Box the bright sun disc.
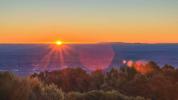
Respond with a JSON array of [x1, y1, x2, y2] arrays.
[[56, 41, 63, 45]]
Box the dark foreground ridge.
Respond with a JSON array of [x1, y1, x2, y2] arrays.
[[0, 61, 178, 100]]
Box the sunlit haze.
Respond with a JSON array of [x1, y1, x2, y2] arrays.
[[0, 0, 178, 44], [56, 40, 63, 45]]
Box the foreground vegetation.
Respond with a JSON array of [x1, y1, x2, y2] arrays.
[[1, 61, 178, 100]]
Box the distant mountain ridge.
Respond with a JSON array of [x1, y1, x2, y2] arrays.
[[98, 42, 178, 45]]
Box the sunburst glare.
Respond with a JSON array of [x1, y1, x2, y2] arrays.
[[37, 41, 72, 71], [56, 40, 63, 45]]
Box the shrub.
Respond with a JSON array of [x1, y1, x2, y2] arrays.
[[66, 90, 148, 100], [0, 72, 64, 100]]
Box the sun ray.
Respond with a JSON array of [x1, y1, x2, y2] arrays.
[[37, 41, 73, 71]]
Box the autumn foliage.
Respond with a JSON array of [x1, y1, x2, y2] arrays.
[[1, 61, 178, 100]]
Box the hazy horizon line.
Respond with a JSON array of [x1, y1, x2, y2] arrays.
[[1, 42, 178, 45]]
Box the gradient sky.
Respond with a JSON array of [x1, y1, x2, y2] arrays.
[[0, 0, 178, 43]]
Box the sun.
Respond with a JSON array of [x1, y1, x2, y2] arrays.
[[56, 40, 63, 45]]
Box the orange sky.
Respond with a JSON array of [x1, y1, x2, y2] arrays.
[[0, 0, 178, 44]]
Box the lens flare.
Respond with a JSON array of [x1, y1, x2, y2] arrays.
[[79, 44, 114, 71]]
